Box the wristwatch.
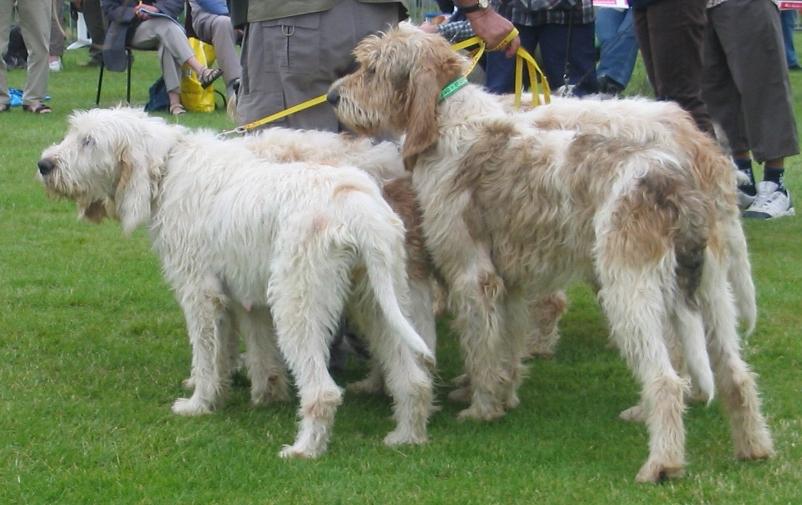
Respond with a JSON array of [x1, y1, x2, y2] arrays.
[[458, 0, 489, 15]]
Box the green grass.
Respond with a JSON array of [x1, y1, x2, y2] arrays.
[[2, 40, 802, 504]]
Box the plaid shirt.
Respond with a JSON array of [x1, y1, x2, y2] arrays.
[[490, 0, 595, 26], [437, 20, 476, 42]]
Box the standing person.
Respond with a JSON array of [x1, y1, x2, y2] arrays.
[[0, 0, 53, 113], [482, 0, 598, 97], [231, 0, 407, 132], [702, 0, 798, 219], [595, 6, 638, 95], [631, 0, 713, 135], [188, 0, 242, 100], [101, 0, 223, 115]]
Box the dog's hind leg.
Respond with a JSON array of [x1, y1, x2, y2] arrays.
[[270, 249, 350, 459], [172, 282, 233, 416], [499, 290, 532, 410], [699, 259, 774, 461], [448, 268, 509, 421], [236, 306, 290, 406], [599, 271, 688, 483]]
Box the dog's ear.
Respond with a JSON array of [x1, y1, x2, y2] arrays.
[[401, 45, 466, 171], [402, 61, 441, 171], [115, 146, 156, 236]]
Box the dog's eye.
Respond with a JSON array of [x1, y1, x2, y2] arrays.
[[81, 136, 95, 148]]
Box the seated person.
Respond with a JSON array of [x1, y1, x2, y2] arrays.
[[101, 0, 223, 115], [189, 0, 242, 99]]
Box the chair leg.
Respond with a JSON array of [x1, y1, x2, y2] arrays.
[[126, 49, 132, 104], [96, 61, 104, 106]]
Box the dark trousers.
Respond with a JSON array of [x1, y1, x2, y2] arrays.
[[633, 0, 713, 135], [485, 22, 598, 96]]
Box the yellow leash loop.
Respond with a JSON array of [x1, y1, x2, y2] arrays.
[[449, 34, 550, 109], [219, 29, 549, 136]]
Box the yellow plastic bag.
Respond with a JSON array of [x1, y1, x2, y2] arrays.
[[180, 38, 217, 112]]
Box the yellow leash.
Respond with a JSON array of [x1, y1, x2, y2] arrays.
[[452, 35, 551, 109], [219, 29, 547, 137]]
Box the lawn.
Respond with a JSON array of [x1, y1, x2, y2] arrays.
[[1, 38, 801, 504]]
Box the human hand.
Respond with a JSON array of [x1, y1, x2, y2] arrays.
[[420, 21, 439, 34], [464, 10, 520, 57], [136, 3, 159, 19]]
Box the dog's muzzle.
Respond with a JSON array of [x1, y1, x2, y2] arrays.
[[37, 158, 56, 176]]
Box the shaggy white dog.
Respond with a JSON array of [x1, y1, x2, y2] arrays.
[[328, 26, 773, 482], [37, 107, 434, 458], [228, 128, 437, 397]]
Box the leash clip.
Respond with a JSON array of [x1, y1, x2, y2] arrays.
[[217, 126, 247, 138]]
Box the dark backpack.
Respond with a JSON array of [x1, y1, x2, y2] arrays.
[[2, 25, 28, 69], [144, 77, 170, 112]]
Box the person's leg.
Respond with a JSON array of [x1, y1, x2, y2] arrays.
[[538, 22, 597, 96], [0, 0, 13, 107], [712, 0, 798, 219], [193, 11, 241, 95], [640, 0, 713, 134], [17, 0, 52, 109], [82, 0, 106, 65], [780, 9, 799, 69], [48, 0, 64, 71], [485, 23, 537, 94], [597, 8, 638, 92], [701, 7, 754, 208]]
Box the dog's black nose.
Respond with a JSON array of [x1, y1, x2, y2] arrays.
[[37, 158, 55, 176], [326, 90, 340, 106]]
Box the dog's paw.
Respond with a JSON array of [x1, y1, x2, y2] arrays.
[[504, 392, 520, 410], [635, 458, 685, 484], [384, 429, 428, 447], [181, 377, 195, 391], [451, 374, 470, 388], [457, 403, 505, 422], [735, 433, 775, 461], [447, 386, 472, 404], [346, 376, 384, 395], [278, 443, 322, 460], [619, 405, 645, 423], [171, 397, 212, 416]]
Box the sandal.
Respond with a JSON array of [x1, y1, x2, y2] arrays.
[[199, 67, 223, 89], [169, 103, 186, 116], [22, 103, 52, 114]]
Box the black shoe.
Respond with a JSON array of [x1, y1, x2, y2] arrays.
[[597, 75, 625, 96]]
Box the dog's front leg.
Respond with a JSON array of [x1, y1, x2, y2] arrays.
[[172, 287, 232, 416]]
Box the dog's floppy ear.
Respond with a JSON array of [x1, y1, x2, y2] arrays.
[[115, 145, 156, 235], [401, 61, 441, 171], [401, 44, 466, 171]]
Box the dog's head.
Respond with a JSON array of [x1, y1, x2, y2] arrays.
[[328, 24, 466, 170], [38, 107, 180, 235]]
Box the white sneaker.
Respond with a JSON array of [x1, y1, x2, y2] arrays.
[[49, 58, 62, 72], [737, 187, 756, 210], [743, 181, 795, 219]]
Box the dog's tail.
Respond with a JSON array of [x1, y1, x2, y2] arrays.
[[672, 181, 716, 405], [725, 217, 757, 337], [343, 191, 435, 365]]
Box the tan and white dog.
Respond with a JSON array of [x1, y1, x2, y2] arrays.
[[328, 26, 773, 482], [37, 107, 434, 459]]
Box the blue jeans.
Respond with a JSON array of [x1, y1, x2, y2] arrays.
[[485, 22, 598, 96], [780, 9, 799, 68], [595, 7, 639, 87]]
